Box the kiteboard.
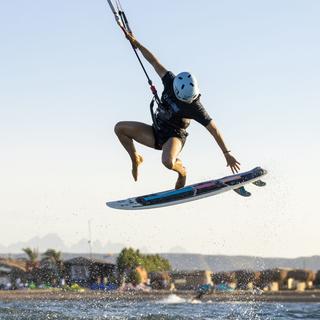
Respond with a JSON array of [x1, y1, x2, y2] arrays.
[[106, 167, 267, 210]]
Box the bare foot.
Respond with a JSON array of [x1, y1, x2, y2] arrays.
[[131, 154, 143, 181], [175, 167, 187, 189]]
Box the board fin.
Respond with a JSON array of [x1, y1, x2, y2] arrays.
[[252, 180, 266, 187], [233, 186, 251, 197]]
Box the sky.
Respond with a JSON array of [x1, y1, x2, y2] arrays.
[[0, 0, 319, 257]]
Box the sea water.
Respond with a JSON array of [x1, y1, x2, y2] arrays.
[[0, 294, 320, 320]]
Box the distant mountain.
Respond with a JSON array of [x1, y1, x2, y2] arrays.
[[0, 234, 125, 255], [4, 234, 68, 253]]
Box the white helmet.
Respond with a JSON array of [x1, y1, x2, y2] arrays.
[[173, 72, 200, 103]]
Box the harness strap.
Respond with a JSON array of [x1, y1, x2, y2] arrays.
[[150, 97, 160, 130]]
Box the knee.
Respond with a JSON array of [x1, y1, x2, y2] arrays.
[[162, 157, 175, 170], [114, 121, 125, 136]]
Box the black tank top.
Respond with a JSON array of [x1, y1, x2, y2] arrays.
[[155, 72, 212, 130]]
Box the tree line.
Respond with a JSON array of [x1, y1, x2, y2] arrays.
[[21, 247, 171, 287]]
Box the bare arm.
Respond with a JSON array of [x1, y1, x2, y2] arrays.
[[123, 31, 167, 79], [206, 120, 230, 153], [206, 120, 241, 174]]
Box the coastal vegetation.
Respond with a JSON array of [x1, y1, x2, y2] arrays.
[[1, 247, 320, 294], [117, 248, 171, 273], [22, 247, 39, 271], [20, 248, 64, 287], [116, 247, 171, 285]]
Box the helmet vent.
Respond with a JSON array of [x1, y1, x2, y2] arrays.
[[178, 76, 183, 80], [181, 84, 185, 89], [188, 74, 191, 78], [190, 83, 194, 87]]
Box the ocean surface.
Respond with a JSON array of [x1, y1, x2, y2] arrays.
[[0, 294, 320, 320]]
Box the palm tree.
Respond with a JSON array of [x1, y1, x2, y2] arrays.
[[22, 247, 39, 271], [42, 249, 62, 265], [42, 249, 64, 277]]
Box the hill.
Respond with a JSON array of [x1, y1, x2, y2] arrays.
[[161, 254, 320, 272]]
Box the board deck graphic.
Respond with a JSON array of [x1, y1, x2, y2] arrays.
[[106, 167, 267, 210]]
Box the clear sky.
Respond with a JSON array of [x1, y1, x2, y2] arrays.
[[1, 0, 319, 257]]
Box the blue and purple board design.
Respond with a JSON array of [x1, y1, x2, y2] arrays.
[[106, 167, 267, 210]]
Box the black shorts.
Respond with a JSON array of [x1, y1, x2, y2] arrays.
[[152, 124, 188, 150]]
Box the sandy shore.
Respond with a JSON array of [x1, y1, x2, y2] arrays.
[[1, 289, 320, 303]]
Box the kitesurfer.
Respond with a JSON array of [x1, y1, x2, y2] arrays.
[[114, 30, 240, 189], [192, 283, 214, 301]]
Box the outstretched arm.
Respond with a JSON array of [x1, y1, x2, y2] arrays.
[[206, 120, 241, 174], [123, 30, 167, 79]]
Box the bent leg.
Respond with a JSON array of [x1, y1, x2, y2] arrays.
[[114, 121, 156, 181], [162, 137, 187, 189]]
